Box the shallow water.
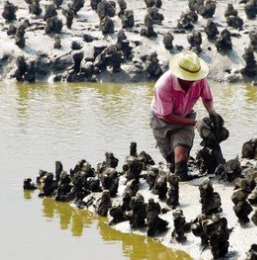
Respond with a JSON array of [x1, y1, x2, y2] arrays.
[[1, 80, 257, 260]]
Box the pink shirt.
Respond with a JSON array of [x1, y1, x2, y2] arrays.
[[151, 71, 213, 117]]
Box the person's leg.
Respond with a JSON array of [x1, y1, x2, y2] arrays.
[[165, 151, 175, 172], [150, 111, 173, 163], [169, 112, 196, 181], [173, 145, 191, 181], [150, 111, 193, 177], [171, 125, 194, 181], [174, 145, 190, 163]]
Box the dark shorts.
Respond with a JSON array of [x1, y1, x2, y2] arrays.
[[149, 111, 196, 160]]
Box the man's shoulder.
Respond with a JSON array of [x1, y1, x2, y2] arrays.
[[161, 70, 173, 79], [197, 77, 210, 88], [156, 70, 174, 88]]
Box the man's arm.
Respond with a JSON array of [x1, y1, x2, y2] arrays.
[[160, 98, 215, 126], [202, 98, 215, 114]]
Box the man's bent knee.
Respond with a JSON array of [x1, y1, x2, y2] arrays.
[[174, 145, 190, 163]]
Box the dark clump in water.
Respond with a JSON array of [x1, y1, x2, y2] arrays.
[[166, 174, 179, 209], [171, 209, 190, 242], [199, 177, 222, 215], [245, 244, 257, 259], [231, 170, 256, 224], [23, 178, 37, 190], [152, 171, 167, 201], [128, 193, 147, 229], [241, 45, 257, 77], [192, 213, 230, 259], [204, 20, 219, 41], [214, 156, 243, 182], [28, 0, 42, 16], [241, 137, 257, 159], [96, 189, 112, 217], [195, 112, 229, 174], [146, 198, 169, 237], [100, 168, 119, 197], [187, 30, 202, 54], [2, 1, 18, 22], [215, 29, 233, 53]]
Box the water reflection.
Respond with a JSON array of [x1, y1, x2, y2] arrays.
[[14, 82, 150, 121], [97, 219, 191, 260], [23, 189, 34, 200], [36, 196, 192, 260], [57, 202, 73, 230], [244, 84, 257, 105], [39, 197, 94, 236]]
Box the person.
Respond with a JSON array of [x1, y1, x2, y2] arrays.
[[149, 50, 221, 181]]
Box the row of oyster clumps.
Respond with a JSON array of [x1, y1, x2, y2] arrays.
[[2, 0, 257, 83], [23, 139, 257, 259]]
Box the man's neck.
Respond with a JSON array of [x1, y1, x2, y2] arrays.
[[178, 78, 194, 92]]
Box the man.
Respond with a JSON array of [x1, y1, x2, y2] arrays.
[[150, 50, 220, 181]]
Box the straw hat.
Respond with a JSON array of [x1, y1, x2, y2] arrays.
[[169, 51, 209, 81]]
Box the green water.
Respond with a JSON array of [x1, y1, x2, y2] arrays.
[[1, 80, 257, 260]]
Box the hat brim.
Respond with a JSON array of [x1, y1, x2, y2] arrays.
[[169, 53, 209, 81]]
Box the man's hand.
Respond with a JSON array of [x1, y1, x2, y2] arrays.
[[195, 120, 211, 138]]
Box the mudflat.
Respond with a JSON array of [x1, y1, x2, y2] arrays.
[[1, 0, 257, 84]]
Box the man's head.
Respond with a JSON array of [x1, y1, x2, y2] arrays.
[[169, 50, 209, 81]]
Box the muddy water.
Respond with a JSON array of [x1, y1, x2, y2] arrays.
[[1, 80, 257, 260]]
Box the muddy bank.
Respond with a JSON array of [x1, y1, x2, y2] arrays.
[[1, 0, 257, 84], [23, 138, 257, 260]]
